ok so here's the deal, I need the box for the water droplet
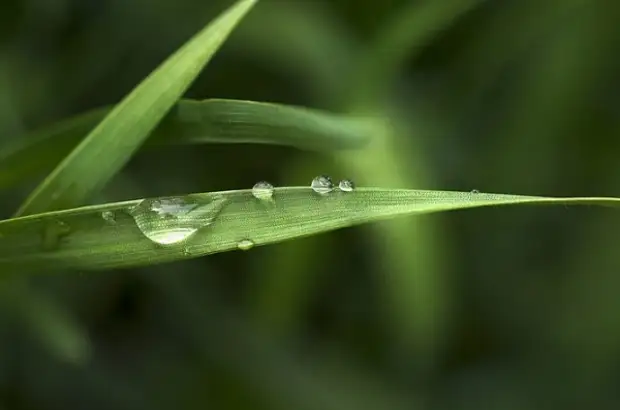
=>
[311,175,334,195]
[183,247,193,256]
[237,239,255,251]
[252,181,274,201]
[42,220,71,250]
[130,196,228,246]
[101,210,116,224]
[338,179,355,192]
[471,189,480,194]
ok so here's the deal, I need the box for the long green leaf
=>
[14,0,258,217]
[0,188,617,271]
[0,99,375,190]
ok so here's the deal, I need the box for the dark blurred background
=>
[2,0,620,409]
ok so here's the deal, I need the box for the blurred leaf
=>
[14,0,258,217]
[0,280,89,365]
[0,99,376,190]
[232,1,358,106]
[154,273,420,410]
[349,0,483,105]
[0,187,618,271]
[339,0,484,367]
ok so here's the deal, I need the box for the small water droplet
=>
[101,210,116,224]
[130,196,228,246]
[183,247,193,256]
[471,189,480,194]
[338,179,355,192]
[237,239,255,251]
[252,181,274,201]
[42,220,71,250]
[311,175,334,195]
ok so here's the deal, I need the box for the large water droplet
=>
[42,220,71,251]
[338,179,355,192]
[101,211,116,224]
[130,196,228,246]
[237,239,255,251]
[252,181,274,201]
[311,175,334,195]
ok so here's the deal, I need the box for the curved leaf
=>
[0,99,376,190]
[15,0,258,217]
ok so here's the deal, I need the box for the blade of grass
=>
[14,0,258,217]
[0,99,376,190]
[0,188,618,271]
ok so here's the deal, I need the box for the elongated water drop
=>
[311,175,334,195]
[252,181,274,201]
[237,239,255,251]
[338,179,355,192]
[130,196,228,246]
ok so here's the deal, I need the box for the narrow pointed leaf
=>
[0,99,375,190]
[15,0,258,217]
[0,188,617,272]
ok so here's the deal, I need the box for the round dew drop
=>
[130,196,228,246]
[338,179,355,192]
[252,181,275,201]
[101,210,116,224]
[311,175,334,195]
[237,239,255,251]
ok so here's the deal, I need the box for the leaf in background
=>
[0,99,376,190]
[339,0,484,369]
[14,0,258,217]
[0,188,617,271]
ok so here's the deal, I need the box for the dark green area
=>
[1,0,620,409]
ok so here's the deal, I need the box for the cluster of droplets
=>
[129,176,355,252]
[252,176,355,199]
[311,175,355,194]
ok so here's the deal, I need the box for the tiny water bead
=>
[252,181,274,201]
[42,220,71,251]
[471,189,480,194]
[101,211,116,224]
[237,239,255,251]
[130,196,228,246]
[338,179,355,192]
[311,175,334,195]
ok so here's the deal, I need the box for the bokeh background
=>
[2,0,620,408]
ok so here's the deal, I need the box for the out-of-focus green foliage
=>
[1,0,620,409]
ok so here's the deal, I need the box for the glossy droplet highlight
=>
[338,179,355,192]
[130,196,228,246]
[471,189,480,194]
[252,181,274,201]
[311,175,334,195]
[237,239,255,251]
[101,211,116,224]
